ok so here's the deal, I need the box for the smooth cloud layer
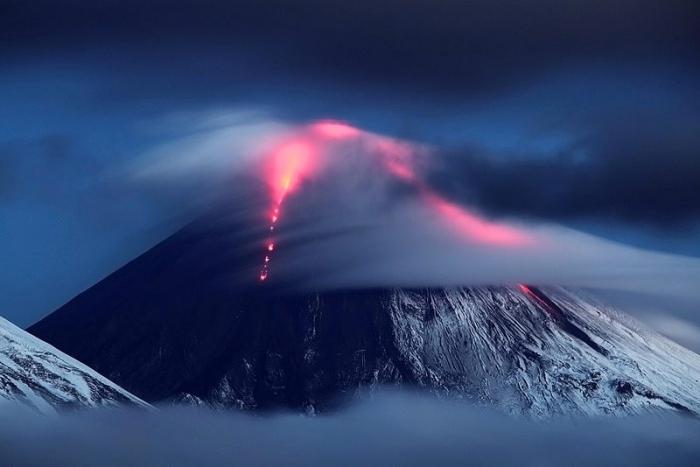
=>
[1,393,699,467]
[3,1,699,97]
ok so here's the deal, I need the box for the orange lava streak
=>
[267,141,318,204]
[258,128,333,281]
[257,119,533,281]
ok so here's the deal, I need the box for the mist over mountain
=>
[28,202,700,416]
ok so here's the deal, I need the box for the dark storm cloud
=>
[430,111,700,227]
[2,0,699,97]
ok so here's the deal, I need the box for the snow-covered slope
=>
[0,315,149,414]
[388,286,700,416]
[29,284,700,417]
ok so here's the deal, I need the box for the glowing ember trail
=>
[257,133,324,281]
[256,119,533,281]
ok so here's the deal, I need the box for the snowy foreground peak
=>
[0,315,148,413]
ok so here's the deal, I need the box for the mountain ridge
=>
[1,314,149,413]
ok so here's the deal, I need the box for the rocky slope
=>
[1,315,148,413]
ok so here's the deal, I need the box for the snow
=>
[387,287,700,417]
[17,284,700,418]
[0,315,150,413]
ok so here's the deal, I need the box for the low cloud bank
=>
[1,392,699,467]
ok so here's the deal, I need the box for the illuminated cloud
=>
[133,111,700,297]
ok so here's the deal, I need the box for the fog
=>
[1,392,698,467]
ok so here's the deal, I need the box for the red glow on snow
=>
[517,284,558,317]
[311,120,361,139]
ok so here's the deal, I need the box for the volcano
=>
[27,206,700,417]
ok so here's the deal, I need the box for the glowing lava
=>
[259,204,281,281]
[257,119,533,281]
[257,131,327,281]
[267,141,317,205]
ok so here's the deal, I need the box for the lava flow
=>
[257,119,532,282]
[257,135,323,281]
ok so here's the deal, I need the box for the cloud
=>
[132,108,287,182]
[588,288,700,353]
[2,1,698,328]
[131,114,700,300]
[3,1,699,99]
[4,2,699,235]
[428,90,700,229]
[644,315,700,352]
[1,393,699,467]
